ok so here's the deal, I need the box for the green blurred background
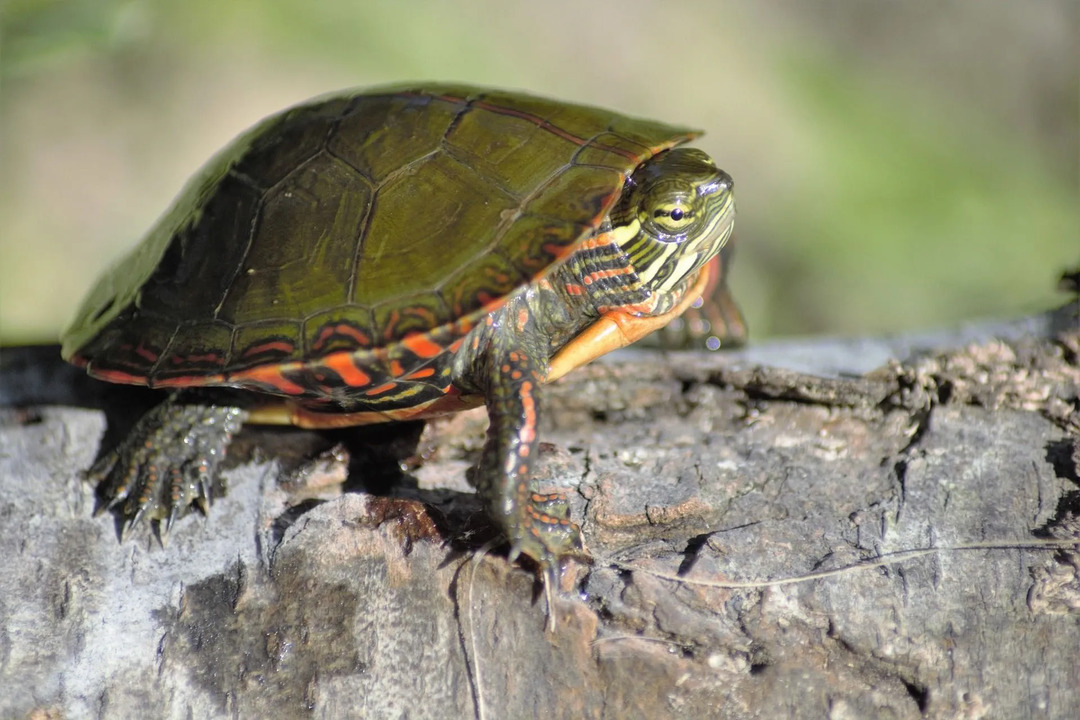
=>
[1,0,1077,344]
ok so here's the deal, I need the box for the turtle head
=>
[611,148,735,296]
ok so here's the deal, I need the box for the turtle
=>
[61,83,739,598]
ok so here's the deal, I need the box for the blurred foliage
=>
[1,0,1076,344]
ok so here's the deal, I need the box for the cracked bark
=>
[1,298,1078,720]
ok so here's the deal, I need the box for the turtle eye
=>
[648,201,696,236]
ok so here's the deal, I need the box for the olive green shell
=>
[61,84,696,385]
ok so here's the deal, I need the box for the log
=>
[1,298,1078,719]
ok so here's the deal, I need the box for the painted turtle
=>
[62,84,738,593]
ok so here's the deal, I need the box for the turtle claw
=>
[88,394,244,541]
[165,504,180,536]
[119,510,145,543]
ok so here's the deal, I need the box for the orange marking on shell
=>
[313,323,371,351]
[516,308,529,332]
[154,373,226,388]
[405,367,436,380]
[90,367,151,385]
[410,306,438,326]
[169,351,221,365]
[365,381,399,397]
[323,352,373,387]
[401,333,444,359]
[242,340,294,358]
[133,343,159,363]
[565,283,583,296]
[230,363,308,395]
[453,317,474,335]
[541,241,583,259]
[389,360,405,377]
[383,310,401,342]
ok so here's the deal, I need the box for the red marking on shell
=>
[565,283,583,296]
[168,352,221,365]
[365,381,399,396]
[471,98,589,146]
[134,343,159,363]
[541,241,582,259]
[229,364,307,395]
[389,360,405,377]
[153,372,227,388]
[313,323,371,351]
[401,333,444,359]
[242,340,295,359]
[405,367,436,380]
[90,367,152,385]
[323,352,374,387]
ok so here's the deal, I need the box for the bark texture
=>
[2,300,1078,719]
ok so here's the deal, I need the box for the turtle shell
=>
[61,84,697,390]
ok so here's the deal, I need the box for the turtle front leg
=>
[472,347,586,590]
[90,392,245,540]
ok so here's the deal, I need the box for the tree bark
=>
[2,301,1078,719]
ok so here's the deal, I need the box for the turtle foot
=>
[506,495,592,630]
[89,395,245,541]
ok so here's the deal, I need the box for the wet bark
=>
[2,299,1078,720]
